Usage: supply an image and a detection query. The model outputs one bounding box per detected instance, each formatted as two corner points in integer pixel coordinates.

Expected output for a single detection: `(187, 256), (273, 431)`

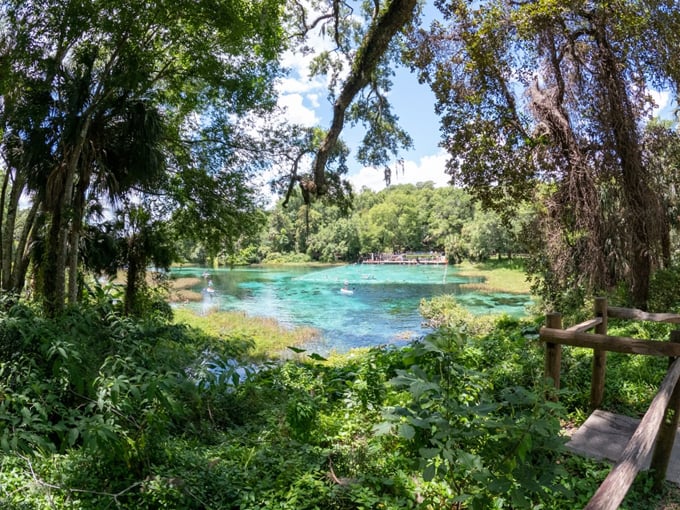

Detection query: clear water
(173, 264), (532, 354)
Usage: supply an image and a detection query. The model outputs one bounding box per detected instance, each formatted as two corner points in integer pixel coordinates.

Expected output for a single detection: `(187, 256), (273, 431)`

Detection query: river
(172, 264), (532, 353)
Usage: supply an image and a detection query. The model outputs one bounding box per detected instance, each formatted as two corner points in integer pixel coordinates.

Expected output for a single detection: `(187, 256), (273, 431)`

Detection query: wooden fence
(540, 297), (680, 510)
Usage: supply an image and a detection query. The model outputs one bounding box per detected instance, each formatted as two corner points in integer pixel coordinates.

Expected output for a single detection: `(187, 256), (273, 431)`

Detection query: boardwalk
(361, 253), (447, 265)
(566, 409), (680, 485)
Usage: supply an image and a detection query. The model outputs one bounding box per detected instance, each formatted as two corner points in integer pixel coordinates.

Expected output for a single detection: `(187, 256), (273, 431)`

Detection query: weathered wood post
(590, 297), (608, 410)
(545, 312), (563, 400)
(649, 330), (680, 491)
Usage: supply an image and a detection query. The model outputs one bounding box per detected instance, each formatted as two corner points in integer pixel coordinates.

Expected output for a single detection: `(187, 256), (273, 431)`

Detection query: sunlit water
(172, 264), (532, 354)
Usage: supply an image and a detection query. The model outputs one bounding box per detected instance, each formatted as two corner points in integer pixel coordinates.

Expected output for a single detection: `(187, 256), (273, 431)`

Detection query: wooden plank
(566, 318), (603, 333)
(539, 328), (680, 357)
(591, 297), (608, 410)
(584, 358), (680, 510)
(567, 410), (680, 485)
(566, 410), (642, 464)
(608, 306), (680, 324)
(650, 330), (680, 490)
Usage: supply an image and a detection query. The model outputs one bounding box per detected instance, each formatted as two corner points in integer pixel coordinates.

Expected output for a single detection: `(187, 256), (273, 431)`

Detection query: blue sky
(275, 9), (677, 194)
(276, 16), (449, 192)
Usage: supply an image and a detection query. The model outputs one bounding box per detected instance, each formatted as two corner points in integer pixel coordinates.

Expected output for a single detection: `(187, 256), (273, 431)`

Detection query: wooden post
(650, 330), (680, 491)
(545, 312), (563, 400)
(591, 297), (608, 410)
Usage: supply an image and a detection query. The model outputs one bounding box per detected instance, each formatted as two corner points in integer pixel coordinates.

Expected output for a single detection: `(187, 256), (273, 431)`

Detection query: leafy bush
(419, 295), (496, 336)
(648, 264), (680, 313)
(261, 251), (312, 264)
(381, 333), (567, 509)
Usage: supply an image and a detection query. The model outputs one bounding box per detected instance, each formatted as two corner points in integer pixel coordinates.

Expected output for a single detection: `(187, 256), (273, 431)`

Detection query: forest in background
(184, 182), (532, 267)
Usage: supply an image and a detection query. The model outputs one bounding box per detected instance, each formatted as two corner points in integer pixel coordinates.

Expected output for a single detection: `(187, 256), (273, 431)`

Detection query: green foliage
(257, 183), (533, 265)
(648, 264), (680, 313)
(1, 0), (286, 311)
(261, 251), (313, 264)
(381, 330), (567, 509)
(0, 296), (246, 468)
(1, 296), (678, 508)
(419, 295), (496, 336)
(407, 0), (680, 309)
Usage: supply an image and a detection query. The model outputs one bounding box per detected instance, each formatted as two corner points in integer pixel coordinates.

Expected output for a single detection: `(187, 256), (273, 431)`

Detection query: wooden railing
(540, 297), (680, 510)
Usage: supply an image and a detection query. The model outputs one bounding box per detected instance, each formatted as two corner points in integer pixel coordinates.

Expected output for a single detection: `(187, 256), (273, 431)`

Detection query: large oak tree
(408, 0), (680, 308)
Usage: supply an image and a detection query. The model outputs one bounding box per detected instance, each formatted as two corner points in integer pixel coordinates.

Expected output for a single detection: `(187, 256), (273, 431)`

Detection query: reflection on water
(173, 264), (532, 353)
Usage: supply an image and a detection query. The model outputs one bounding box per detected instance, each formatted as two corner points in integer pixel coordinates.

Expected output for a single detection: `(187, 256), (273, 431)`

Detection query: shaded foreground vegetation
(0, 283), (679, 509)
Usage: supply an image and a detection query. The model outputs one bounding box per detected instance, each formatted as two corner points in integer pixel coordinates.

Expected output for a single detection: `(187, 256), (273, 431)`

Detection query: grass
(167, 277), (204, 302)
(172, 307), (321, 360)
(455, 258), (532, 294)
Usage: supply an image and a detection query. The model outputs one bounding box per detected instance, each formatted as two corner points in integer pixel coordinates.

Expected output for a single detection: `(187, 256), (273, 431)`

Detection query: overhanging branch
(311, 0), (418, 195)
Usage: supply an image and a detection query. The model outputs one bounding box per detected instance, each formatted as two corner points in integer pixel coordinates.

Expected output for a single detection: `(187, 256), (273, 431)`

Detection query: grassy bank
(172, 307), (320, 360)
(455, 258), (532, 294)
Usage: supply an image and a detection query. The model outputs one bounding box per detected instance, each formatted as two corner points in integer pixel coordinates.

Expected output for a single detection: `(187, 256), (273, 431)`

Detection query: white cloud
(307, 93), (321, 108)
(650, 90), (671, 117)
(275, 51), (328, 129)
(349, 150), (451, 192)
(278, 93), (319, 126)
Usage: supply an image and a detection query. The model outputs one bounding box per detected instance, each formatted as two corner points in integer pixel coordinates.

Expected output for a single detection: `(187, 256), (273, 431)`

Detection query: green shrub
(381, 332), (567, 509)
(648, 264), (680, 313)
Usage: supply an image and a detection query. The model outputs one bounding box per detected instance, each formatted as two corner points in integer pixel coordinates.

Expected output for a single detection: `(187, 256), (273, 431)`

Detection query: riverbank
(455, 259), (532, 294)
(172, 307), (320, 360)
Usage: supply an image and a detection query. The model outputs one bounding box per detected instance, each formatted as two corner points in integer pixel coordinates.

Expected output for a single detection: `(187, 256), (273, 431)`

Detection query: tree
(307, 215), (360, 261)
(425, 186), (475, 254)
(462, 204), (519, 261)
(278, 0), (420, 205)
(408, 0), (680, 308)
(0, 0), (285, 313)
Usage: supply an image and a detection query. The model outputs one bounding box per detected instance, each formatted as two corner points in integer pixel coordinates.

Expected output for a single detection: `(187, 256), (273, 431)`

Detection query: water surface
(173, 264), (531, 353)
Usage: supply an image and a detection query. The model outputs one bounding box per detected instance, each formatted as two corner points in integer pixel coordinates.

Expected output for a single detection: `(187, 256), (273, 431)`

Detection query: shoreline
(454, 261), (532, 294)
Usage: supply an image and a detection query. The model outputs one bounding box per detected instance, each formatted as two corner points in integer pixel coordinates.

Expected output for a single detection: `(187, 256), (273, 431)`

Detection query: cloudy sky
(275, 11), (677, 195)
(275, 18), (450, 193)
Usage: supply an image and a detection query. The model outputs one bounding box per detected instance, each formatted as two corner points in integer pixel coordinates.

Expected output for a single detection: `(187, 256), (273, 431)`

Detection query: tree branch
(311, 0), (418, 195)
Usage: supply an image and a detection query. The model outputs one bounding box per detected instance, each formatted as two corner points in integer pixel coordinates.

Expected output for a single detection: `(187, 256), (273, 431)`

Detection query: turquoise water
(173, 264), (531, 353)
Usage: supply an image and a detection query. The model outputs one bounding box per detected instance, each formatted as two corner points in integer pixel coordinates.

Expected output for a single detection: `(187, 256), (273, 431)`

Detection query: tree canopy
(2, 0), (680, 313)
(255, 183), (528, 264)
(406, 0), (680, 308)
(0, 0), (286, 313)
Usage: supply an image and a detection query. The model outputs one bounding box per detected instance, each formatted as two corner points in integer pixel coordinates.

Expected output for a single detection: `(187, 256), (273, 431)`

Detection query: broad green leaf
(398, 423), (416, 440)
(423, 462), (436, 482)
(419, 447), (441, 459)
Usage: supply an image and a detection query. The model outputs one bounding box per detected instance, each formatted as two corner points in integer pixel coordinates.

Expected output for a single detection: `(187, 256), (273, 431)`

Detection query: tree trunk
(43, 121), (89, 315)
(1, 171), (25, 291)
(0, 167), (9, 286)
(595, 24), (658, 309)
(11, 199), (39, 294)
(68, 171), (92, 304)
(125, 235), (142, 316)
(43, 172), (75, 314)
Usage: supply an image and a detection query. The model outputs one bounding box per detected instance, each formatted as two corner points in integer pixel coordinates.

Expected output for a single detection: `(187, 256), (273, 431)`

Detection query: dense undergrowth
(0, 288), (678, 508)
